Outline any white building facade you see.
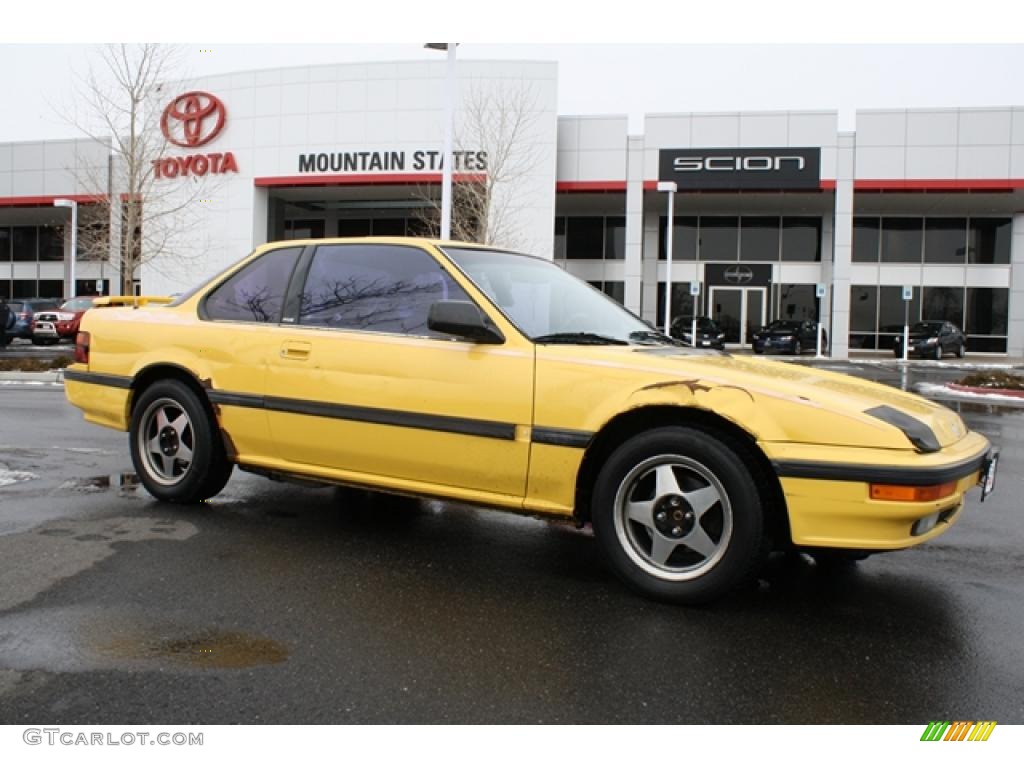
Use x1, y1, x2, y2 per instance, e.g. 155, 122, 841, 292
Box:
1, 59, 1022, 357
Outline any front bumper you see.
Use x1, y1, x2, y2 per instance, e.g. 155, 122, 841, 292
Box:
766, 433, 991, 550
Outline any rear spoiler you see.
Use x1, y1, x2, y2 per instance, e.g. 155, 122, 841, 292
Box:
91, 296, 175, 309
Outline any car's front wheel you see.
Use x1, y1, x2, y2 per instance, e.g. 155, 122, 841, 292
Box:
591, 427, 765, 604
130, 379, 233, 503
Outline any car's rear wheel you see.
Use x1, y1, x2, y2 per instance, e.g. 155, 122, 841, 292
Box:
793, 340, 803, 355
957, 342, 966, 358
130, 379, 233, 503
591, 427, 765, 604
933, 344, 942, 361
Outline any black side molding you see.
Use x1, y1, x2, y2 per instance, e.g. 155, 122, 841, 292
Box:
63, 370, 132, 389
773, 448, 989, 486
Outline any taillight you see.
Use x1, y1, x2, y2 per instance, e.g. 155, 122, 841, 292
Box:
74, 331, 90, 365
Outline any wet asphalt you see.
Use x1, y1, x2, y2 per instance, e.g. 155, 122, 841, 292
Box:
0, 359, 1022, 724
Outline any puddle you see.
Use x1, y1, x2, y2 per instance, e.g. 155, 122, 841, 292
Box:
58, 473, 141, 497
97, 628, 288, 670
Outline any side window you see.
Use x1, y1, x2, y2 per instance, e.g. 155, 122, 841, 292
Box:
298, 244, 472, 336
204, 247, 302, 323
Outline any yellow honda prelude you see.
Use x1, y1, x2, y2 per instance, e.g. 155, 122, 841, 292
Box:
63, 238, 997, 603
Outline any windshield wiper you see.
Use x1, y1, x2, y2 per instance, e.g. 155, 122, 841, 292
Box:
628, 330, 683, 346
532, 332, 629, 346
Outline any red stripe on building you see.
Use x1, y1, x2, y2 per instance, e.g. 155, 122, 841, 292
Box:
855, 179, 1024, 192
556, 181, 628, 192
0, 194, 104, 207
254, 174, 486, 188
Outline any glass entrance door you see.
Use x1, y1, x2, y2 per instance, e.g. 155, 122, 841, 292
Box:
709, 287, 766, 346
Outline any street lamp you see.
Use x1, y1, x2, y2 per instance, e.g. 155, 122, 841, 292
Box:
53, 198, 78, 298
656, 181, 677, 336
425, 43, 458, 240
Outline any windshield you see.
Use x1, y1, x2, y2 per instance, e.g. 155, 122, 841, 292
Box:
911, 322, 943, 334
442, 247, 658, 343
768, 321, 802, 331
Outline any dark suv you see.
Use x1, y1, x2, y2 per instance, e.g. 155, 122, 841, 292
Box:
752, 319, 827, 355
894, 321, 966, 359
4, 298, 61, 342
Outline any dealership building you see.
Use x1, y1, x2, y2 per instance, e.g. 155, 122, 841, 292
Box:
1, 58, 1022, 358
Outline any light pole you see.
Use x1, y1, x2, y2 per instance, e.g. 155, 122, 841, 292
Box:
425, 43, 458, 240
53, 199, 78, 298
657, 181, 677, 336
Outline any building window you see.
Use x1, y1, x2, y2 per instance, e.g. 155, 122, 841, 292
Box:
12, 279, 37, 299
336, 219, 372, 237
968, 218, 1011, 264
12, 227, 37, 262
655, 282, 695, 328
781, 217, 822, 262
588, 280, 625, 305
853, 217, 880, 262
38, 226, 65, 262
880, 218, 923, 263
776, 284, 819, 323
284, 219, 325, 239
38, 279, 63, 299
657, 216, 698, 261
922, 286, 964, 326
699, 216, 739, 261
924, 218, 967, 264
604, 217, 626, 260
0, 227, 10, 262
564, 217, 608, 260
849, 285, 879, 349
553, 217, 566, 259
739, 217, 780, 262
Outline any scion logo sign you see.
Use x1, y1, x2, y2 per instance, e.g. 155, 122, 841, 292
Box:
659, 147, 821, 190
724, 265, 755, 285
161, 91, 226, 148
154, 91, 238, 181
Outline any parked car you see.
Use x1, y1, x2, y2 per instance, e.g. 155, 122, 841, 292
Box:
31, 297, 97, 345
893, 321, 966, 359
64, 238, 996, 604
752, 319, 827, 355
5, 298, 60, 341
669, 316, 726, 350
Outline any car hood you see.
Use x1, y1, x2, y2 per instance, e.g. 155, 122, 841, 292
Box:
538, 345, 969, 451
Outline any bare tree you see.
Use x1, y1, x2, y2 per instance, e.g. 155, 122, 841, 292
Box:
416, 81, 543, 250
67, 44, 209, 294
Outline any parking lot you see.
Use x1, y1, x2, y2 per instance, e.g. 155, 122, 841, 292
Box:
0, 359, 1022, 724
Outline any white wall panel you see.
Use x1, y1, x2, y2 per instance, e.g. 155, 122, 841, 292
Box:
787, 113, 838, 147
959, 109, 1012, 145
576, 117, 627, 151
739, 113, 789, 146
906, 110, 958, 146
690, 114, 741, 146
855, 146, 906, 178
957, 146, 1010, 178
856, 111, 906, 146
11, 144, 44, 172
906, 146, 957, 178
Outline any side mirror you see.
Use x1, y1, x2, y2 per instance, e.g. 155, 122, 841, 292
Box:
428, 300, 505, 344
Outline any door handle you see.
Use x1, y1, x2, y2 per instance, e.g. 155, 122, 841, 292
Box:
280, 340, 312, 360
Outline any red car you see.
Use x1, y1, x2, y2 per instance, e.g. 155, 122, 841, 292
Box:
31, 297, 96, 345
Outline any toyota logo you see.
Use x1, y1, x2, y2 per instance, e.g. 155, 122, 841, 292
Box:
161, 91, 227, 148
723, 265, 754, 285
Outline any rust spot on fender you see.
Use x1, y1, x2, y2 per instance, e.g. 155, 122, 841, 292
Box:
639, 379, 755, 402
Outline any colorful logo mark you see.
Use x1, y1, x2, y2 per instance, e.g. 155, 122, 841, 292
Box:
921, 721, 997, 742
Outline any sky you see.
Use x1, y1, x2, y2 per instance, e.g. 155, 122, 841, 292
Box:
0, 2, 1021, 142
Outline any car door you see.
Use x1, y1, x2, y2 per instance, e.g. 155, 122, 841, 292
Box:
264, 242, 534, 502
197, 245, 306, 457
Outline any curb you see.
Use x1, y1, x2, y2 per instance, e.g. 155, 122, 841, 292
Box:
0, 369, 65, 384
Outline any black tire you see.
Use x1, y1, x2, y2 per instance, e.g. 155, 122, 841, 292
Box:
933, 344, 942, 361
957, 343, 966, 359
129, 379, 233, 504
591, 426, 766, 604
793, 340, 802, 355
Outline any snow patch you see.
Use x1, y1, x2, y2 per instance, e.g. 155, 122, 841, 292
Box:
914, 382, 1024, 405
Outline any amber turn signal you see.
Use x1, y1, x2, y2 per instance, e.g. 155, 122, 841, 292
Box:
74, 331, 90, 365
870, 481, 958, 502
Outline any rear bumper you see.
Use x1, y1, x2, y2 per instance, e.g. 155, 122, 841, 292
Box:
64, 369, 132, 431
